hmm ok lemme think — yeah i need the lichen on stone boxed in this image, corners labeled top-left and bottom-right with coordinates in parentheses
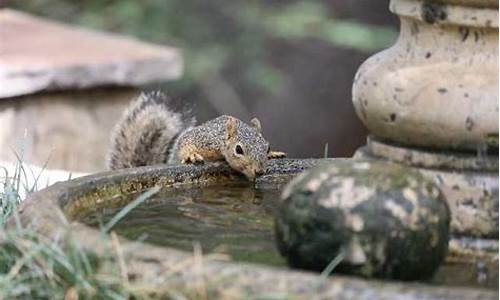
top-left (275, 159), bottom-right (451, 280)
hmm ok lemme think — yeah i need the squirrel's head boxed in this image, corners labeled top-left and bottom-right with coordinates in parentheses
top-left (223, 116), bottom-right (269, 180)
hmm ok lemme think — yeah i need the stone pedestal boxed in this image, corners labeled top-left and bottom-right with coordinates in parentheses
top-left (0, 9), bottom-right (183, 172)
top-left (351, 0), bottom-right (498, 238)
top-left (355, 137), bottom-right (498, 238)
top-left (275, 0), bottom-right (498, 282)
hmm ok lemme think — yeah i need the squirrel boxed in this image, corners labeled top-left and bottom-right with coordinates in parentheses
top-left (107, 91), bottom-right (286, 180)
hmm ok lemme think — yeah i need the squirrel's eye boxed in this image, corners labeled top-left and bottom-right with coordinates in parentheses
top-left (235, 144), bottom-right (244, 155)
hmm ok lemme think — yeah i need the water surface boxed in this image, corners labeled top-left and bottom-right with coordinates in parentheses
top-left (79, 182), bottom-right (497, 289)
top-left (81, 182), bottom-right (287, 266)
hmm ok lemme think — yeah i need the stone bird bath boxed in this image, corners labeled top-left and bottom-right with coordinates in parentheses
top-left (11, 159), bottom-right (497, 299)
top-left (6, 0), bottom-right (498, 298)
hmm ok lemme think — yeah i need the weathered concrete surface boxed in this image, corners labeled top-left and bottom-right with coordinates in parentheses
top-left (9, 159), bottom-right (497, 299)
top-left (0, 9), bottom-right (182, 98)
top-left (418, 168), bottom-right (498, 238)
top-left (356, 137), bottom-right (499, 238)
top-left (0, 88), bottom-right (136, 172)
top-left (428, 0), bottom-right (497, 7)
top-left (276, 159), bottom-right (450, 280)
top-left (365, 137), bottom-right (498, 172)
top-left (352, 0), bottom-right (498, 150)
top-left (445, 236), bottom-right (499, 288)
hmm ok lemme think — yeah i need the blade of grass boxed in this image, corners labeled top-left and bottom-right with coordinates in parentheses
top-left (29, 154), bottom-right (52, 194)
top-left (320, 248), bottom-right (346, 279)
top-left (102, 186), bottom-right (161, 234)
top-left (11, 151), bottom-right (30, 197)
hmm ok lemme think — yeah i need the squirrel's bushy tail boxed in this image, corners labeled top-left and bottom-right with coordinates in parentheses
top-left (107, 91), bottom-right (195, 170)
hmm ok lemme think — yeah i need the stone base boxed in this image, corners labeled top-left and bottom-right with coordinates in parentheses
top-left (355, 137), bottom-right (499, 238)
top-left (0, 87), bottom-right (137, 172)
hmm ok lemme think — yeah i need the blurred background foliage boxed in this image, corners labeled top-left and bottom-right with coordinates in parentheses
top-left (7, 0), bottom-right (398, 157)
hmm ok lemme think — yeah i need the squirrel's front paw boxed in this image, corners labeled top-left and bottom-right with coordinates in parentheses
top-left (268, 151), bottom-right (287, 159)
top-left (182, 153), bottom-right (205, 164)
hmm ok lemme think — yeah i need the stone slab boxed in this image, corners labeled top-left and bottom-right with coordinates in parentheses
top-left (0, 88), bottom-right (137, 172)
top-left (0, 9), bottom-right (183, 98)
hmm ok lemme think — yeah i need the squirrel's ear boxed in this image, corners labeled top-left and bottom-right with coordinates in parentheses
top-left (225, 117), bottom-right (237, 141)
top-left (250, 117), bottom-right (261, 132)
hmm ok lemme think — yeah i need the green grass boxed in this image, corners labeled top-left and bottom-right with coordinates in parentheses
top-left (0, 156), bottom-right (166, 299)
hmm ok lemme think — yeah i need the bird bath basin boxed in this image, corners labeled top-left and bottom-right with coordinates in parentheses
top-left (14, 159), bottom-right (498, 299)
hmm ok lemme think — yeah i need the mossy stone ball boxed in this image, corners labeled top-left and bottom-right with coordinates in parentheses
top-left (275, 159), bottom-right (450, 280)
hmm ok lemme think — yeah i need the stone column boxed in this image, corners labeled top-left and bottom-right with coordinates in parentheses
top-left (352, 0), bottom-right (498, 150)
top-left (352, 0), bottom-right (498, 238)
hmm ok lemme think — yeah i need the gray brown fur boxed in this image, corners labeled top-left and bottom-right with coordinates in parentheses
top-left (107, 91), bottom-right (195, 169)
top-left (107, 91), bottom-right (280, 179)
top-left (169, 116), bottom-right (268, 163)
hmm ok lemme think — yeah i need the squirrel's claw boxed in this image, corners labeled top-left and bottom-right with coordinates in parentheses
top-left (268, 151), bottom-right (286, 159)
top-left (182, 153), bottom-right (205, 164)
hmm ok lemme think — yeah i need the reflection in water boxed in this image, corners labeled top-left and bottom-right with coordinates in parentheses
top-left (79, 183), bottom-right (498, 289)
top-left (80, 183), bottom-right (287, 266)
top-left (432, 255), bottom-right (498, 290)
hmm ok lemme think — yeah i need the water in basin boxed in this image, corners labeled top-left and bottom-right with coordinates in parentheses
top-left (80, 182), bottom-right (287, 266)
top-left (77, 182), bottom-right (497, 290)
